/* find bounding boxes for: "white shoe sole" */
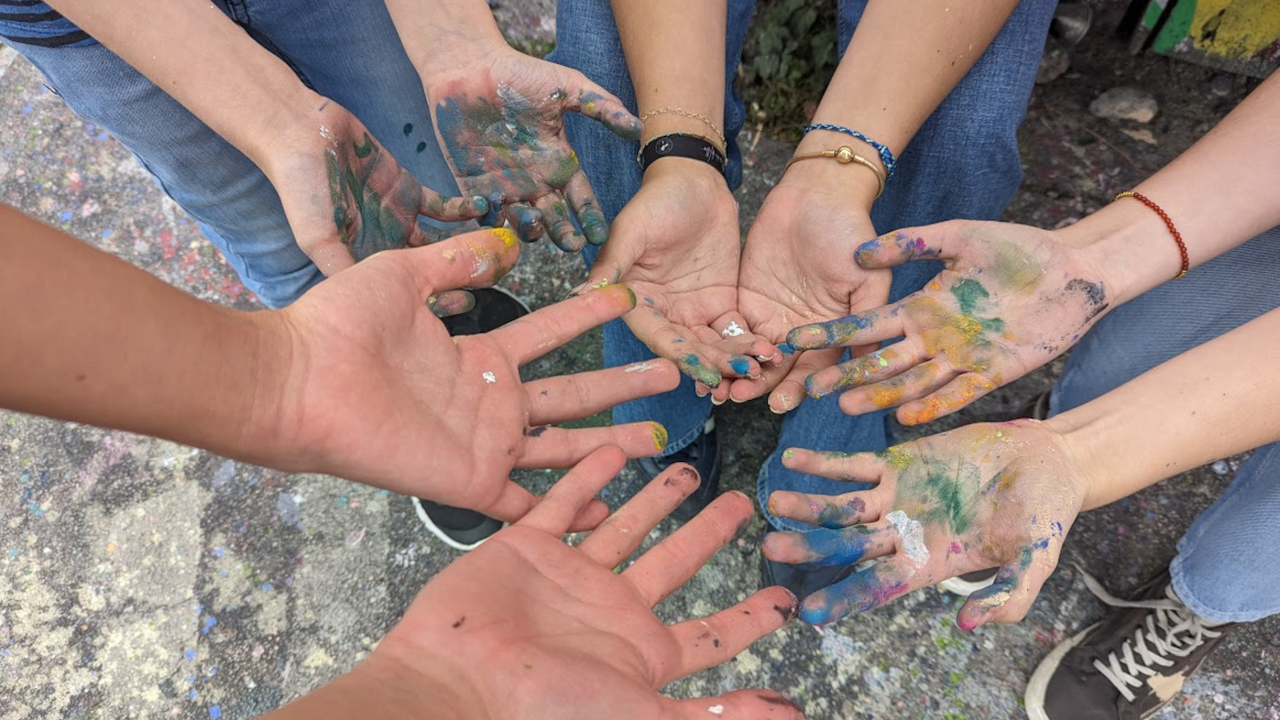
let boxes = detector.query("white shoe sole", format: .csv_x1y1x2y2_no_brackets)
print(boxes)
1024,622,1100,720
411,497,504,552
938,572,998,597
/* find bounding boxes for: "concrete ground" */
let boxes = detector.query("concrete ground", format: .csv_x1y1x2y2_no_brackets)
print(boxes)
2,2,1278,718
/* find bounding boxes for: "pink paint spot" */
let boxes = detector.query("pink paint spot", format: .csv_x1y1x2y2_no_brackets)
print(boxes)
949,541,963,555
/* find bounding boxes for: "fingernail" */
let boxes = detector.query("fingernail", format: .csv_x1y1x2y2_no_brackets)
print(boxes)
564,276,611,300
471,196,489,214
782,448,794,460
729,356,751,376
777,343,795,355
649,422,669,452
491,227,518,248
711,396,726,406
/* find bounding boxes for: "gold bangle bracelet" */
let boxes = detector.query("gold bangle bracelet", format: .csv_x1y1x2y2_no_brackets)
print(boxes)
783,146,886,199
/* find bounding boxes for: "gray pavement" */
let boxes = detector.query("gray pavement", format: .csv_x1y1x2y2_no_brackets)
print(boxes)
2,3,1279,719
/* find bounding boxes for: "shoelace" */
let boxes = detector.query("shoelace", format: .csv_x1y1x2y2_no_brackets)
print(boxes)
1080,573,1223,702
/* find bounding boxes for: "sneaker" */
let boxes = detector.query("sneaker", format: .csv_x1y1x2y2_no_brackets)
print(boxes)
631,417,721,522
1025,570,1235,720
412,287,531,550
938,568,1000,597
760,550,859,604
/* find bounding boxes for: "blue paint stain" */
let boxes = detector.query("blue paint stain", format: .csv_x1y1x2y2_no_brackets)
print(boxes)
777,343,795,355
1050,521,1063,537
261,582,272,591
58,210,72,223
729,357,751,375
211,547,224,558
201,616,217,635
101,229,113,239
209,705,221,719
184,648,196,661
1032,537,1050,550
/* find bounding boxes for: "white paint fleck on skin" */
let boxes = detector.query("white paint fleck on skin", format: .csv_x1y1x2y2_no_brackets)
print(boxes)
708,705,725,715
623,361,658,373
721,321,745,337
886,510,930,567
482,371,496,384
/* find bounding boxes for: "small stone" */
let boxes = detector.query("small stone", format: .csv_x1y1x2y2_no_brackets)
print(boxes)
1037,40,1071,85
1089,87,1158,123
1209,75,1233,97
1211,460,1230,476
1121,128,1158,146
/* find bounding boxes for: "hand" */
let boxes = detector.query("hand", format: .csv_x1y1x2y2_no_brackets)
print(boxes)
762,420,1087,630
584,160,776,397
786,221,1113,425
732,163,890,411
368,447,805,720
267,98,488,274
260,228,680,524
426,46,642,250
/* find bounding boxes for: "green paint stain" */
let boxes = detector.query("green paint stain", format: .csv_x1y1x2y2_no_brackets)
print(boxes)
950,278,989,316
416,141,427,153
353,132,376,159
403,123,413,136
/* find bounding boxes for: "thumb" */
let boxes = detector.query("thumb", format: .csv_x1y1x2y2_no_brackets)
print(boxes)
853,222,966,269
956,545,1058,631
556,68,643,140
399,227,520,299
572,227,640,296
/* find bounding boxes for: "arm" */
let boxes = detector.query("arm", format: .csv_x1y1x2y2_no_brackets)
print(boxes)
261,452,801,720
384,0,642,249
0,206,678,520
733,0,1022,409
764,307,1280,628
786,71,1280,425
43,0,484,272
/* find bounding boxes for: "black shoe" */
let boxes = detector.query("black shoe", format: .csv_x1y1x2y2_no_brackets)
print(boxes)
631,417,721,522
413,287,530,550
1025,570,1235,720
759,541,859,602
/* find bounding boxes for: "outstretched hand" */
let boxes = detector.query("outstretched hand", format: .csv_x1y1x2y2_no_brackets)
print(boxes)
269,98,488,274
733,166,890,412
429,47,642,250
266,228,679,525
786,222,1113,425
371,447,805,720
762,420,1087,629
585,160,775,397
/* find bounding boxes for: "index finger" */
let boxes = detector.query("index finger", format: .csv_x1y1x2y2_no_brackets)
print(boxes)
489,283,636,366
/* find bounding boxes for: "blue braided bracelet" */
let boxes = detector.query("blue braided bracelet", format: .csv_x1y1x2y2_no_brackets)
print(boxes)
803,123,896,178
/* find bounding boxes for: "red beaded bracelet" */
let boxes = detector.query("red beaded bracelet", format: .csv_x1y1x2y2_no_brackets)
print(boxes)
1115,190,1190,280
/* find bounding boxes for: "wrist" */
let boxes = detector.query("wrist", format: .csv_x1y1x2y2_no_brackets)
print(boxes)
234,309,308,471
1043,411,1109,511
641,153,731,194
779,149,879,210
414,25,508,88
1054,196,1182,307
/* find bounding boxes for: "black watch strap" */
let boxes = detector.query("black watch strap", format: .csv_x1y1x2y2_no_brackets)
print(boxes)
637,133,727,177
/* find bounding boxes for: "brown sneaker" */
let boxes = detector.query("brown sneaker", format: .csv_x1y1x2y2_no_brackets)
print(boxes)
1025,570,1235,720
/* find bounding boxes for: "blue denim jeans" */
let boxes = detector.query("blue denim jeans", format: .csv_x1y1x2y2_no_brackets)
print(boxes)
1049,227,1280,623
4,0,459,309
552,0,1058,530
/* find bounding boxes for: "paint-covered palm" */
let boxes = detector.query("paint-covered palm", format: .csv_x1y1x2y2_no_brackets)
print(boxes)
733,174,891,411
369,450,803,720
786,221,1113,425
762,420,1087,629
584,161,774,394
428,48,642,251
268,99,488,275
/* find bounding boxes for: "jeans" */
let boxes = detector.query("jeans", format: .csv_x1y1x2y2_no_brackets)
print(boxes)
1049,227,1280,624
552,0,1058,530
4,0,458,309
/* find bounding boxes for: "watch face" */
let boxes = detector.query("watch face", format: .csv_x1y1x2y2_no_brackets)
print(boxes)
656,137,674,154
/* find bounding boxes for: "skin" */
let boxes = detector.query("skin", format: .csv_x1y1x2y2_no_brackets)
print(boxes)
763,421,1085,630
263,450,804,720
787,223,1112,425
0,208,683,525
45,0,488,275
584,159,776,392
427,60,641,249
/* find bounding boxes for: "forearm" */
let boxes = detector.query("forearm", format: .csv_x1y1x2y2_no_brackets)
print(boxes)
0,206,289,464
259,652,465,720
611,0,727,151
1047,307,1280,510
1062,72,1280,305
384,0,506,84
45,0,318,170
796,0,1021,206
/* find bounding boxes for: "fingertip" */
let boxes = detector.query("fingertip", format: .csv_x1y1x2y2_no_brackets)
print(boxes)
649,422,669,453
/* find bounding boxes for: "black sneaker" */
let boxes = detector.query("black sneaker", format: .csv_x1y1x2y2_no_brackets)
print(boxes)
759,549,859,604
1025,570,1235,720
413,287,530,551
631,417,721,522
